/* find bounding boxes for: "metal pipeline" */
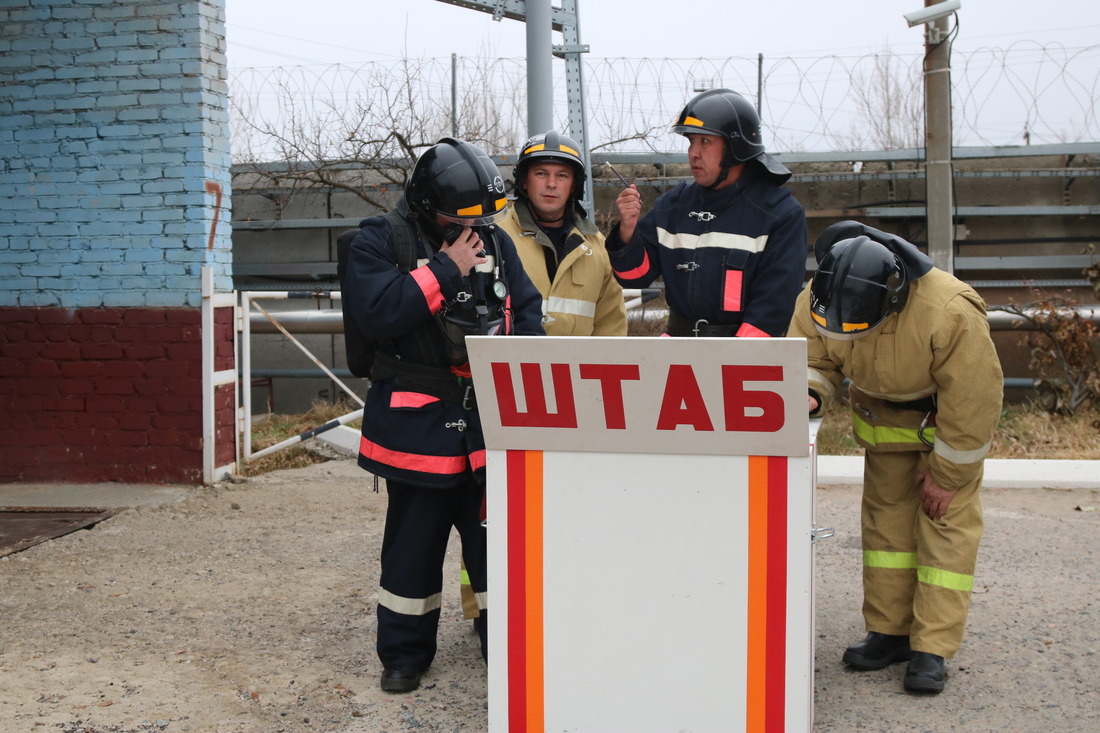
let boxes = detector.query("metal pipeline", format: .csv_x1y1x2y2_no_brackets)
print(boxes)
247,305,1100,334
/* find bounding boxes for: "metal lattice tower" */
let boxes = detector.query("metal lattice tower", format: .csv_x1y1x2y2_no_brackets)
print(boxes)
434,0,594,207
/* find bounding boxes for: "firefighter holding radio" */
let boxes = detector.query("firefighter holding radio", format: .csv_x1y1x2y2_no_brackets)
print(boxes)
341,138,544,693
788,220,1002,694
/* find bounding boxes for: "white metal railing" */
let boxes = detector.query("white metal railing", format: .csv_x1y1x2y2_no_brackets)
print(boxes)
201,267,240,483
238,290,364,465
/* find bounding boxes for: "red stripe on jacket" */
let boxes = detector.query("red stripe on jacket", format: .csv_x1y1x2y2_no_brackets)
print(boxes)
613,249,651,280
412,266,445,313
360,435,468,475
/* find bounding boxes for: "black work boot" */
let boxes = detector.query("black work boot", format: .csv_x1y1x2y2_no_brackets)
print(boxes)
903,651,946,693
380,666,423,693
842,631,914,670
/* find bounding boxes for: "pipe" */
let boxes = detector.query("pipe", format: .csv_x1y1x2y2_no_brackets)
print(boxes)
248,306,1100,334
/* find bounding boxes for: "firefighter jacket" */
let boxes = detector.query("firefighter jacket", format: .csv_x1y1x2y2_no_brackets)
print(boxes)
343,214,545,489
788,268,1003,492
498,200,628,337
605,165,807,337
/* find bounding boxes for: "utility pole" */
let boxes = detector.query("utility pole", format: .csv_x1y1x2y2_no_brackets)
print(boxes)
524,0,553,136
921,3,956,273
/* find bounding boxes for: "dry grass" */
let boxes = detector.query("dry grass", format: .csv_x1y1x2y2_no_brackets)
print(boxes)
817,401,1100,459
241,400,361,477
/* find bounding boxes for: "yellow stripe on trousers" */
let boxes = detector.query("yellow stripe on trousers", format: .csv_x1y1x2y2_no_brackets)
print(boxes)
863,550,974,591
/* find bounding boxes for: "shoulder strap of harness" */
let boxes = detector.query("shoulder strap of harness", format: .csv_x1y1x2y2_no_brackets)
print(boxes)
373,204,451,381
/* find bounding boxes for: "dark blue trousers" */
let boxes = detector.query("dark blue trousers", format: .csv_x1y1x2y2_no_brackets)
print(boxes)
377,477,488,670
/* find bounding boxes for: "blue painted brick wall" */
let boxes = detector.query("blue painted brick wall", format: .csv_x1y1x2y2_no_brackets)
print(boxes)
0,0,233,308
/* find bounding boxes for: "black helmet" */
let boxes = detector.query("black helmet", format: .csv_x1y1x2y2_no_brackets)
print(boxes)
810,236,910,340
513,130,587,201
405,138,510,231
672,88,765,165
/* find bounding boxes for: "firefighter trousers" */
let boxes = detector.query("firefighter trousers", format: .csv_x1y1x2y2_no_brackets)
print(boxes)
860,449,984,659
377,478,488,671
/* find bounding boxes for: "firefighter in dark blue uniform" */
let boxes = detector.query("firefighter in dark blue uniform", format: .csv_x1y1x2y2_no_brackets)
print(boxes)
608,88,807,338
342,138,544,693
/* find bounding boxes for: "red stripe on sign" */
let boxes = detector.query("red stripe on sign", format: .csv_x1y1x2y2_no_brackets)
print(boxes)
506,450,528,732
765,455,788,732
506,450,545,732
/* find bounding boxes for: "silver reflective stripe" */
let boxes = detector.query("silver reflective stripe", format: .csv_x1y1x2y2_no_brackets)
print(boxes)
656,228,769,253
545,296,597,319
474,590,488,611
933,437,991,464
378,587,443,616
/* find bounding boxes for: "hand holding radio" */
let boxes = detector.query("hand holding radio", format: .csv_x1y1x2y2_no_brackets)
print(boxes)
440,224,488,276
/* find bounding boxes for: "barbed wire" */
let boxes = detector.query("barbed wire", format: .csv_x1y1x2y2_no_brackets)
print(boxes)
228,45,1100,162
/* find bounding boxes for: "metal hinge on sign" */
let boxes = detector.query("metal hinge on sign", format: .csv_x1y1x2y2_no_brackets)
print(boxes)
811,524,835,544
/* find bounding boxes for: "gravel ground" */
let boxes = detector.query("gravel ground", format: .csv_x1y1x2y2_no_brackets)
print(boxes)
0,457,1097,732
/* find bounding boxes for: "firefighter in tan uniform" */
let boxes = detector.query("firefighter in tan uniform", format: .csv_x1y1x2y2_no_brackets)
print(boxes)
789,221,1002,694
459,131,628,619
499,130,628,337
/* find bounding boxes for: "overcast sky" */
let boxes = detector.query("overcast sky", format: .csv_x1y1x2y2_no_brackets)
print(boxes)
225,0,1099,68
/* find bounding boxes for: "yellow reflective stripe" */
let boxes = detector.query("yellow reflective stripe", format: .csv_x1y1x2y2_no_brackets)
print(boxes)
863,550,917,569
460,568,471,586
851,410,934,446
843,321,869,332
933,437,991,464
918,565,974,592
378,588,442,616
681,115,704,127
864,553,974,591
524,143,546,154
811,311,826,327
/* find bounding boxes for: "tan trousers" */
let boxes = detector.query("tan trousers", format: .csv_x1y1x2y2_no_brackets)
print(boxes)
459,558,480,620
860,450,984,658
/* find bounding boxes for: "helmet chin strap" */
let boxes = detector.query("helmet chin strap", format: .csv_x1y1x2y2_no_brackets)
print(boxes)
702,146,738,190
704,165,731,191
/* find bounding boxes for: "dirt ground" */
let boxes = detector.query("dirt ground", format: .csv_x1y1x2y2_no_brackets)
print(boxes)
1,457,1098,733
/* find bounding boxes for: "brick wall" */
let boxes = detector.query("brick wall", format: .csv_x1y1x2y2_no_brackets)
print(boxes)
0,0,235,484
0,306,234,483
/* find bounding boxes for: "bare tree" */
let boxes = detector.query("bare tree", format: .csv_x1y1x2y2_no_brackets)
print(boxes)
230,56,529,211
831,51,923,151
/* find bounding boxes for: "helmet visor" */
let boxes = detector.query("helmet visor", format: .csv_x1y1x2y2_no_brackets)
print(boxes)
437,199,511,227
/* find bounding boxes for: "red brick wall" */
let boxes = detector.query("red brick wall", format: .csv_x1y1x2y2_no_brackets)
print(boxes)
0,306,236,484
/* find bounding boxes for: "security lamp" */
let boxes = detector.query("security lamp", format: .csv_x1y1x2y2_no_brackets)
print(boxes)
904,0,960,27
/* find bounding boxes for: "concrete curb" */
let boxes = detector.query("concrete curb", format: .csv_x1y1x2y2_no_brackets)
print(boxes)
817,455,1100,490
320,429,1100,491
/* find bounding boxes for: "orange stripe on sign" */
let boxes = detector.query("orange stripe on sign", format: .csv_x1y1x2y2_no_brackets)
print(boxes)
746,455,789,732
746,455,769,731
524,451,545,729
507,450,544,733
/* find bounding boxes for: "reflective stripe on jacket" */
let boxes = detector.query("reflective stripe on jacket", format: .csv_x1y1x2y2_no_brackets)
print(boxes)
499,201,628,337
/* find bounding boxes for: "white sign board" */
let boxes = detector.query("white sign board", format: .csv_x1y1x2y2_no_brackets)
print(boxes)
467,336,816,733
467,336,809,457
